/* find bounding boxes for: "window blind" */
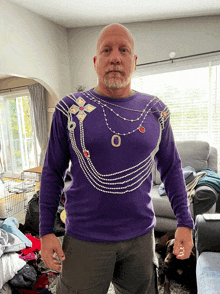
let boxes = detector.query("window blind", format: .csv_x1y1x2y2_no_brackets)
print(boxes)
131,61,220,173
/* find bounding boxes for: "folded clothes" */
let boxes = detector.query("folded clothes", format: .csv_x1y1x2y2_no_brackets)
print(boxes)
1,218,32,248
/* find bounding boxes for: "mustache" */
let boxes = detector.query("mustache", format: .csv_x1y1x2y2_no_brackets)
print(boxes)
106,66,122,73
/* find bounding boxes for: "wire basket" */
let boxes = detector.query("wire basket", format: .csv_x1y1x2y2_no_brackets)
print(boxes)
0,176,39,218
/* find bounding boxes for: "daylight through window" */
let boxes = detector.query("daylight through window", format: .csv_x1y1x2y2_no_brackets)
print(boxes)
131,63,220,172
0,90,39,176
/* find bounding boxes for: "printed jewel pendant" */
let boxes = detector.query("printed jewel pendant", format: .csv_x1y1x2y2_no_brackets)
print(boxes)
68,121,76,132
70,97,96,122
111,135,121,147
162,111,168,117
83,149,90,158
139,126,145,133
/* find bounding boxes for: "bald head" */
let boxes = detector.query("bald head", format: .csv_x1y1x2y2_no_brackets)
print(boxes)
93,23,137,97
96,23,135,55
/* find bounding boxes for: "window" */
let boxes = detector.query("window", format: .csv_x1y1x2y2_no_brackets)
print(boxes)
131,60,220,172
0,90,39,176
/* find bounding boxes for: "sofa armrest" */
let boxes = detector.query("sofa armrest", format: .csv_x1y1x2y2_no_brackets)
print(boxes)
195,214,220,256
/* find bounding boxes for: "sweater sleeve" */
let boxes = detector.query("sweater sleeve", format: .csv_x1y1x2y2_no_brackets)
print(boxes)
154,110,194,230
39,105,70,237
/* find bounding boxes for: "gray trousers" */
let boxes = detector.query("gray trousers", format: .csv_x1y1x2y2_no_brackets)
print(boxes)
56,230,158,294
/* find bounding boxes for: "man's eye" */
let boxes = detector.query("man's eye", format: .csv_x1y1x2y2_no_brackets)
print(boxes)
104,49,110,52
121,48,128,52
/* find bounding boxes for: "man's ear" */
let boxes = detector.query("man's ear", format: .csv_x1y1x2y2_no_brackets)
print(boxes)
93,56,97,67
134,55,138,70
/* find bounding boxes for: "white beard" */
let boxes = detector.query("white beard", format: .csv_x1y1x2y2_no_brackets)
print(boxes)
104,80,124,88
103,74,130,89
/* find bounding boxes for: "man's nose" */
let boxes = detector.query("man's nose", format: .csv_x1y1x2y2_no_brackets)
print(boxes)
110,49,121,64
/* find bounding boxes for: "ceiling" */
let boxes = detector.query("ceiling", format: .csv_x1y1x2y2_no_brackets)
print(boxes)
9,0,220,28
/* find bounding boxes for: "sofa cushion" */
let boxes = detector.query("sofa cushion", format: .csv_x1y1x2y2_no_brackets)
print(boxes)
154,217,177,232
196,252,220,294
150,185,176,219
176,141,210,171
151,184,194,219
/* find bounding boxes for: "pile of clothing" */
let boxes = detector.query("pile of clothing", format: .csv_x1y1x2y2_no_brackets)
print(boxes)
159,167,220,203
158,167,220,217
0,172,70,293
0,214,64,293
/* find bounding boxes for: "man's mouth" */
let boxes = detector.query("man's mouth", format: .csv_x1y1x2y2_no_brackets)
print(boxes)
107,70,121,74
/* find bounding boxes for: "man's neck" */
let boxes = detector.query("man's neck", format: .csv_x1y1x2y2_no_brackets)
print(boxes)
94,86,135,99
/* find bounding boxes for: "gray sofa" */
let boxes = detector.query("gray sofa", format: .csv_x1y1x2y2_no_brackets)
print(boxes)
150,140,218,232
195,214,220,294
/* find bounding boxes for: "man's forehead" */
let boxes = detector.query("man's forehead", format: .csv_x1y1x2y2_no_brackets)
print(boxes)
99,36,132,48
97,32,134,51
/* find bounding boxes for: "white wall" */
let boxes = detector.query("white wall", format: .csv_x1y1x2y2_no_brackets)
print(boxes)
1,0,220,97
67,15,220,92
0,0,71,100
67,26,101,92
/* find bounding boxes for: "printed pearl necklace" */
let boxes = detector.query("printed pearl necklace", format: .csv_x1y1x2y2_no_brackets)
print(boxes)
55,92,169,194
85,91,160,146
67,115,162,194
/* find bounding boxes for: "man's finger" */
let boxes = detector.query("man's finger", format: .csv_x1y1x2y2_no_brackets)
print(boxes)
176,246,192,259
183,247,192,259
173,240,181,255
55,247,66,261
48,262,62,272
44,258,62,271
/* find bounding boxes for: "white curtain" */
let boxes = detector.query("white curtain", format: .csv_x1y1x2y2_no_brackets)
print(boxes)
28,83,48,166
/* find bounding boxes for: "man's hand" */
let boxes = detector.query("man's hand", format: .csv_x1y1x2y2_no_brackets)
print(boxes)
40,233,65,271
173,227,194,259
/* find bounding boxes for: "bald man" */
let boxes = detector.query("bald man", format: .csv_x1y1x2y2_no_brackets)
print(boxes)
40,23,194,294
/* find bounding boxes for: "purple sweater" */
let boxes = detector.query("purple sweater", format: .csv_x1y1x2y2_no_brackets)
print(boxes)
39,89,194,241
